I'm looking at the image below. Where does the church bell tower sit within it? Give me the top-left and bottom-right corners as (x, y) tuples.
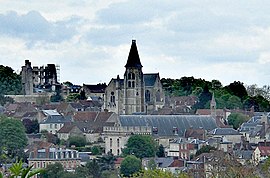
(123, 40), (145, 114)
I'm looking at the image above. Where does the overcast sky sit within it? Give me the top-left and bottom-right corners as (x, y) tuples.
(1, 0), (270, 87)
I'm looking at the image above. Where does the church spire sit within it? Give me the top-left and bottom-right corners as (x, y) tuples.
(125, 40), (142, 68)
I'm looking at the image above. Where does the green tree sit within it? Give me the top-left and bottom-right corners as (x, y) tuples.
(0, 65), (22, 95)
(66, 93), (80, 102)
(68, 136), (86, 147)
(41, 162), (64, 178)
(226, 95), (242, 109)
(91, 145), (102, 155)
(0, 95), (14, 106)
(120, 155), (141, 177)
(22, 119), (39, 134)
(131, 169), (190, 178)
(224, 81), (248, 101)
(86, 159), (102, 178)
(228, 113), (250, 129)
(122, 135), (157, 159)
(156, 144), (165, 157)
(195, 145), (216, 156)
(0, 116), (27, 158)
(8, 160), (44, 178)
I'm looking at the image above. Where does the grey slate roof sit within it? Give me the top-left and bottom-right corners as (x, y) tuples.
(209, 128), (241, 135)
(119, 115), (217, 137)
(143, 73), (158, 87)
(41, 115), (71, 124)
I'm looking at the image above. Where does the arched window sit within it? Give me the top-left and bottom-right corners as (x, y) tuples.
(110, 92), (115, 103)
(132, 81), (135, 88)
(131, 73), (135, 79)
(128, 81), (131, 88)
(145, 90), (150, 102)
(128, 73), (132, 79)
(156, 90), (161, 102)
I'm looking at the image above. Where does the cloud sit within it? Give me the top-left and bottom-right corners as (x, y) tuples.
(0, 11), (79, 45)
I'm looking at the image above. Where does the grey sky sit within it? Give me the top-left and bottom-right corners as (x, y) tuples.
(0, 0), (270, 87)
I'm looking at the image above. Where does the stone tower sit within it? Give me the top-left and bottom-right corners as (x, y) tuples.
(21, 60), (33, 95)
(123, 40), (145, 114)
(210, 93), (216, 118)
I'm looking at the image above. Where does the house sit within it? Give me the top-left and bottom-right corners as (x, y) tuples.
(28, 147), (81, 171)
(208, 128), (242, 144)
(169, 96), (198, 114)
(82, 83), (107, 99)
(252, 146), (270, 165)
(73, 111), (117, 143)
(167, 138), (205, 160)
(57, 123), (83, 140)
(142, 157), (185, 174)
(39, 113), (71, 134)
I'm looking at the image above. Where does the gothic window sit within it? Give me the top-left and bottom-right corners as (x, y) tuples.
(128, 81), (131, 88)
(145, 90), (150, 102)
(156, 90), (161, 102)
(110, 92), (115, 103)
(132, 81), (135, 88)
(131, 73), (135, 79)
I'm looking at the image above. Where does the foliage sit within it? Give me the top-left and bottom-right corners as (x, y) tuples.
(195, 145), (216, 156)
(86, 159), (102, 178)
(91, 145), (102, 155)
(0, 116), (27, 158)
(41, 162), (64, 178)
(131, 169), (190, 178)
(98, 152), (116, 171)
(224, 81), (248, 101)
(8, 160), (44, 178)
(147, 158), (157, 170)
(0, 65), (22, 95)
(0, 95), (14, 106)
(22, 119), (39, 134)
(193, 86), (212, 110)
(68, 135), (86, 147)
(156, 144), (165, 157)
(120, 155), (142, 177)
(122, 135), (157, 159)
(66, 93), (80, 102)
(228, 113), (250, 129)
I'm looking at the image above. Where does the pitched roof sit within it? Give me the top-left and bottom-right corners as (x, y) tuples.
(209, 128), (241, 135)
(125, 40), (142, 68)
(83, 83), (107, 93)
(258, 146), (270, 156)
(41, 115), (71, 124)
(143, 73), (158, 87)
(119, 115), (217, 137)
(57, 123), (77, 133)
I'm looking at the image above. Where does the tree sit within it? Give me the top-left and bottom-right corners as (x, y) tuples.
(86, 159), (102, 178)
(0, 116), (27, 158)
(120, 155), (141, 177)
(0, 95), (14, 106)
(98, 152), (116, 171)
(226, 95), (242, 109)
(41, 162), (64, 178)
(8, 160), (43, 178)
(195, 145), (216, 156)
(228, 113), (249, 130)
(22, 119), (39, 134)
(131, 169), (189, 178)
(66, 93), (80, 102)
(68, 136), (86, 147)
(156, 144), (165, 157)
(122, 135), (157, 159)
(224, 81), (248, 101)
(193, 86), (212, 110)
(91, 145), (102, 155)
(0, 65), (22, 95)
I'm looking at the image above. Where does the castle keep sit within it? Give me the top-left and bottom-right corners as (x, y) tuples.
(104, 40), (165, 115)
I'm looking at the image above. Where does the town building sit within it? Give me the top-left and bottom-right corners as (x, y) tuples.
(104, 40), (165, 115)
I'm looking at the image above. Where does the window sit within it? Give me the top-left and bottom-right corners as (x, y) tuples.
(110, 138), (112, 147)
(132, 81), (135, 88)
(117, 138), (120, 147)
(156, 90), (161, 102)
(50, 124), (52, 129)
(145, 90), (150, 102)
(117, 149), (120, 156)
(128, 72), (135, 79)
(128, 81), (131, 88)
(55, 124), (57, 129)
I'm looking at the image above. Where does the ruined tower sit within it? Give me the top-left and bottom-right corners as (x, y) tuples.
(123, 40), (145, 114)
(21, 60), (33, 95)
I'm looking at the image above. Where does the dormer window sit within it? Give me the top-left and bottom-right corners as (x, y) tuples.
(153, 127), (158, 134)
(173, 127), (178, 135)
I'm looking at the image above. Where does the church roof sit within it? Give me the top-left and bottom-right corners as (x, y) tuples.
(125, 40), (142, 68)
(144, 73), (159, 87)
(119, 115), (217, 137)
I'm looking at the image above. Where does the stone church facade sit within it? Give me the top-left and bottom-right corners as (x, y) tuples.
(104, 40), (165, 115)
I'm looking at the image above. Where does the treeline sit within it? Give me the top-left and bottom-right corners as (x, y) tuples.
(161, 77), (270, 112)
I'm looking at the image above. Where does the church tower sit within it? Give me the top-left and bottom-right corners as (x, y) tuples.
(210, 93), (216, 118)
(123, 40), (145, 114)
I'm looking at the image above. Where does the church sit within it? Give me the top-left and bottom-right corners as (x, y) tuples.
(104, 40), (165, 115)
